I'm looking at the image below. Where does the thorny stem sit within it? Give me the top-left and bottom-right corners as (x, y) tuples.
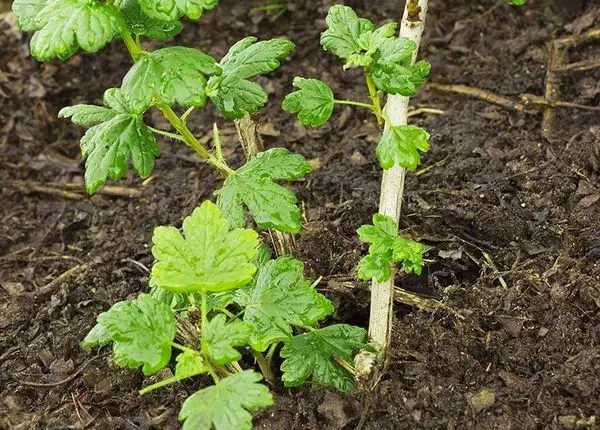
(212, 123), (224, 162)
(149, 127), (187, 142)
(366, 73), (384, 126)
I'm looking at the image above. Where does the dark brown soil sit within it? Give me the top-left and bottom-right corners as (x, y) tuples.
(1, 0), (599, 429)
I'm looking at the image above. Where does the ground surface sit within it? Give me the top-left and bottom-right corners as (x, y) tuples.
(1, 0), (599, 428)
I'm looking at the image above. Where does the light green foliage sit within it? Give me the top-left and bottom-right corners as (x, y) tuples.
(320, 5), (374, 59)
(138, 0), (219, 21)
(121, 46), (220, 110)
(89, 294), (176, 375)
(504, 0), (525, 4)
(59, 88), (159, 194)
(151, 201), (259, 293)
(376, 125), (430, 170)
(23, 0), (124, 61)
(179, 371), (273, 430)
(120, 0), (183, 41)
(280, 324), (367, 393)
(206, 37), (295, 119)
(357, 214), (425, 282)
(282, 77), (335, 127)
(235, 256), (333, 351)
(320, 5), (430, 96)
(217, 148), (312, 233)
(203, 314), (251, 365)
(174, 350), (209, 378)
(11, 0), (47, 31)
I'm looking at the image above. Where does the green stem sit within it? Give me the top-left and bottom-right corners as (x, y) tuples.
(212, 123), (224, 162)
(155, 99), (233, 176)
(365, 73), (384, 126)
(334, 99), (374, 110)
(252, 350), (276, 386)
(120, 29), (143, 62)
(149, 127), (186, 142)
(171, 342), (198, 355)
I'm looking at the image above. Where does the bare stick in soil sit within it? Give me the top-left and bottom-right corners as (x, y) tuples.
(369, 0), (430, 352)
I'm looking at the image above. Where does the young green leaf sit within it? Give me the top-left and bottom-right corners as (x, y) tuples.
(280, 324), (367, 393)
(149, 287), (233, 313)
(179, 371), (273, 430)
(504, 0), (526, 4)
(203, 314), (251, 365)
(282, 77), (335, 127)
(372, 59), (430, 96)
(357, 214), (425, 282)
(320, 5), (374, 59)
(376, 124), (430, 170)
(234, 256), (334, 352)
(138, 0), (219, 22)
(174, 350), (208, 378)
(82, 321), (112, 348)
(27, 0), (125, 61)
(151, 200), (259, 293)
(217, 148), (311, 233)
(206, 37), (294, 119)
(94, 294), (177, 376)
(11, 0), (46, 31)
(121, 46), (219, 110)
(59, 88), (159, 194)
(120, 0), (183, 42)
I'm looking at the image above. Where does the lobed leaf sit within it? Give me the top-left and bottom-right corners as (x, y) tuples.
(320, 5), (374, 59)
(235, 256), (333, 352)
(217, 148), (311, 233)
(179, 371), (273, 430)
(376, 124), (430, 170)
(121, 46), (219, 110)
(282, 77), (335, 127)
(89, 294), (177, 376)
(59, 88), (159, 194)
(138, 0), (219, 21)
(174, 351), (208, 379)
(151, 201), (259, 293)
(206, 37), (294, 119)
(357, 214), (425, 282)
(11, 0), (47, 31)
(280, 324), (367, 393)
(28, 0), (125, 61)
(120, 0), (183, 41)
(203, 314), (251, 365)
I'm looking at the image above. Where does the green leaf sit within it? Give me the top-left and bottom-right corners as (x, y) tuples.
(206, 37), (294, 119)
(59, 88), (159, 194)
(174, 350), (208, 379)
(280, 324), (367, 393)
(11, 0), (47, 31)
(320, 5), (374, 59)
(235, 256), (333, 352)
(28, 0), (124, 61)
(179, 371), (273, 430)
(357, 214), (425, 282)
(372, 59), (430, 96)
(376, 124), (430, 170)
(217, 148), (311, 233)
(504, 0), (525, 4)
(345, 22), (398, 69)
(203, 314), (251, 365)
(138, 0), (219, 22)
(96, 294), (177, 376)
(151, 200), (259, 293)
(82, 321), (112, 348)
(120, 0), (183, 41)
(121, 46), (219, 110)
(282, 77), (335, 127)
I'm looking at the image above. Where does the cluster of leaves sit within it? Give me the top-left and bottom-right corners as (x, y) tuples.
(282, 5), (429, 281)
(356, 214), (425, 282)
(84, 201), (368, 429)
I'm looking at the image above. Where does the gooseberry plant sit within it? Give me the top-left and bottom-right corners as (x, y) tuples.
(12, 0), (369, 428)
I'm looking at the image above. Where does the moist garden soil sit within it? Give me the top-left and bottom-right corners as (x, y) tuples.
(1, 0), (600, 428)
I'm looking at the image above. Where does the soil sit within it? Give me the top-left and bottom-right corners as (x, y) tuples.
(1, 0), (599, 429)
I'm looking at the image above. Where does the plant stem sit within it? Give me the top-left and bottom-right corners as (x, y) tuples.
(251, 350), (276, 386)
(120, 30), (143, 62)
(365, 73), (384, 126)
(369, 0), (429, 352)
(171, 342), (199, 354)
(155, 99), (233, 176)
(212, 123), (224, 162)
(149, 127), (187, 142)
(334, 99), (374, 110)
